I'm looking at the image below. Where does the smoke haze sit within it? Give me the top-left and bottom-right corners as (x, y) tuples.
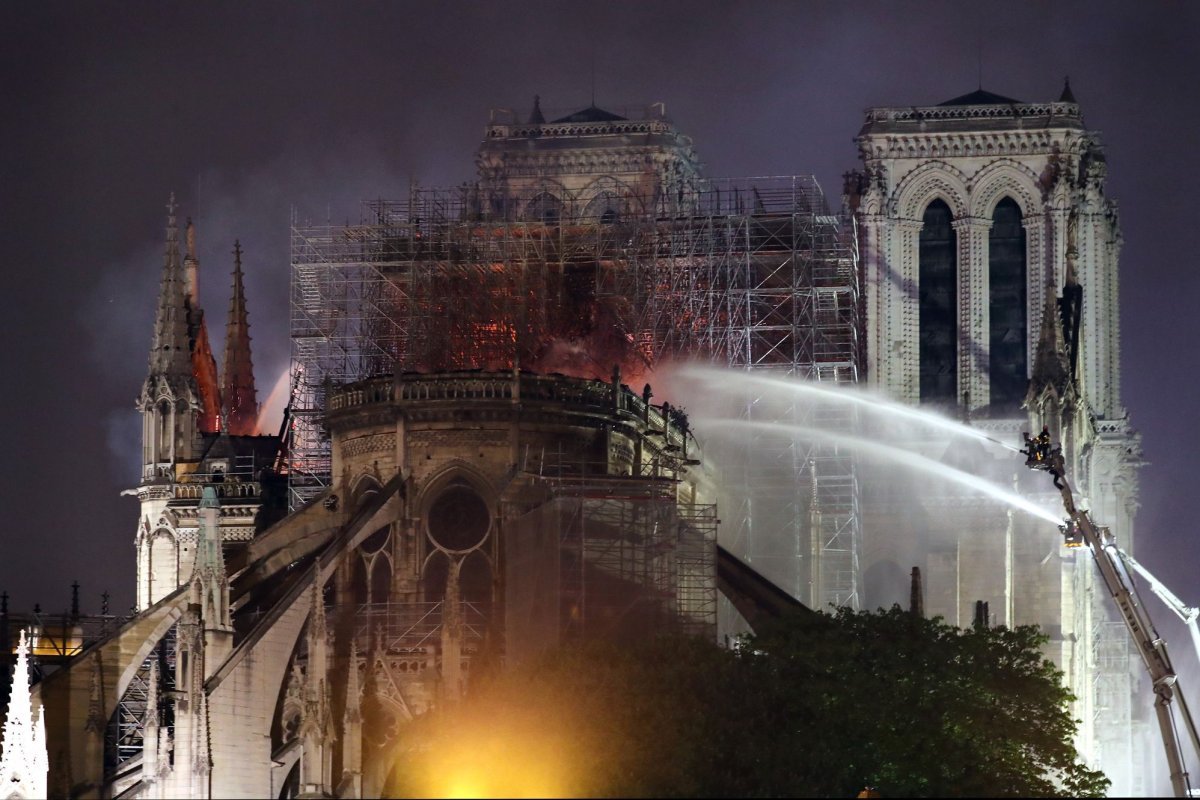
(2, 4), (1197, 791)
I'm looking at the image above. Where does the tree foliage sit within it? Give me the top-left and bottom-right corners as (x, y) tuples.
(387, 607), (1109, 798)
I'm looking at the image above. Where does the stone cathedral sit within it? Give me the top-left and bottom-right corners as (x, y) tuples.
(0, 83), (1146, 798)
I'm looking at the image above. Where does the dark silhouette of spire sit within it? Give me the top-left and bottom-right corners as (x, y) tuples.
(222, 241), (259, 435)
(1059, 76), (1077, 103)
(1026, 271), (1072, 405)
(148, 194), (192, 378)
(909, 567), (924, 617)
(529, 94), (545, 125)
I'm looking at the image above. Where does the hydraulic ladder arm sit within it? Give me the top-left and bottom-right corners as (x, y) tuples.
(1024, 435), (1200, 797)
(1116, 549), (1200, 673)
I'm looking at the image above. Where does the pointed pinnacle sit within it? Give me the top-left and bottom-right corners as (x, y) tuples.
(223, 240), (258, 434)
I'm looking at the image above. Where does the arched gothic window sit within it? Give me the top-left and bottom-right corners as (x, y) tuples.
(524, 192), (562, 225)
(157, 400), (172, 462)
(370, 555), (391, 605)
(351, 556), (368, 605)
(988, 198), (1028, 408)
(583, 192), (620, 223)
(919, 199), (958, 403)
(148, 531), (177, 604)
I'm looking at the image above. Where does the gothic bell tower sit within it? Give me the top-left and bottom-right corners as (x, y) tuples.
(847, 82), (1144, 793)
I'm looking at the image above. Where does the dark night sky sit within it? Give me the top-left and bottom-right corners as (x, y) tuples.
(2, 2), (1196, 625)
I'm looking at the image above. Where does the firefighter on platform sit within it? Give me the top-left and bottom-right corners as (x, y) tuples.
(1022, 425), (1053, 466)
(1022, 426), (1067, 489)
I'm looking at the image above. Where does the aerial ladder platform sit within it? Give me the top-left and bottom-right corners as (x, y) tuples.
(1023, 430), (1200, 797)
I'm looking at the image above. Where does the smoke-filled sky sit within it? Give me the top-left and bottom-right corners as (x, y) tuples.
(2, 0), (1196, 638)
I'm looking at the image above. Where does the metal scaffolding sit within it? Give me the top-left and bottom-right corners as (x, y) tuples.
(290, 177), (861, 607)
(505, 475), (718, 664)
(105, 626), (175, 777)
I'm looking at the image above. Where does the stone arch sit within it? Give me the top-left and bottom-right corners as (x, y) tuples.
(582, 191), (621, 223)
(969, 160), (1042, 218)
(894, 161), (970, 221)
(147, 528), (178, 604)
(350, 553), (369, 605)
(349, 472), (383, 509)
(986, 196), (1030, 408)
(421, 549), (450, 603)
(579, 176), (628, 222)
(520, 178), (572, 222)
(524, 192), (564, 224)
(114, 598), (185, 707)
(417, 461), (498, 522)
(278, 761), (300, 799)
(579, 174), (625, 202)
(424, 481), (492, 555)
(369, 552), (392, 604)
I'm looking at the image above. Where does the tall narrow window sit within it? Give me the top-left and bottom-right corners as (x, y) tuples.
(919, 199), (957, 403)
(989, 198), (1027, 407)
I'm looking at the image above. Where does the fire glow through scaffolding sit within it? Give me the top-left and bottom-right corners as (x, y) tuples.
(289, 177), (862, 608)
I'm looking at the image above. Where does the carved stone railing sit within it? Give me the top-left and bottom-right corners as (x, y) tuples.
(328, 371), (693, 457)
(865, 102), (1081, 124)
(330, 372), (618, 414)
(486, 119), (674, 140)
(173, 481), (262, 501)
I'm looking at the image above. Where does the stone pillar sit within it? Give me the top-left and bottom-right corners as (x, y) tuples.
(953, 217), (991, 411)
(440, 560), (464, 701)
(893, 219), (922, 404)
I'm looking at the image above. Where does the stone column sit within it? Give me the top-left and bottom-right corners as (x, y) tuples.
(953, 217), (991, 411)
(893, 218), (923, 404)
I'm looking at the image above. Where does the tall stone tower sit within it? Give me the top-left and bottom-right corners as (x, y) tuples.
(135, 198), (208, 608)
(476, 97), (703, 219)
(847, 83), (1143, 791)
(132, 199), (281, 610)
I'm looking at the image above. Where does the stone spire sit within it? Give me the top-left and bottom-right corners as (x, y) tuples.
(1059, 76), (1077, 104)
(344, 637), (362, 726)
(299, 582), (333, 795)
(193, 486), (232, 637)
(140, 196), (206, 469)
(141, 659), (162, 791)
(147, 195), (193, 378)
(529, 94), (545, 125)
(222, 241), (259, 435)
(341, 636), (363, 796)
(83, 655), (103, 735)
(1026, 274), (1071, 404)
(0, 629), (48, 800)
(195, 486), (225, 580)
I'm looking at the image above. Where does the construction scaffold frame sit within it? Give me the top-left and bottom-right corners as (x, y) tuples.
(289, 176), (861, 608)
(505, 471), (719, 658)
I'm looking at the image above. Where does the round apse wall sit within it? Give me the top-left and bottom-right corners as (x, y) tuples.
(426, 483), (491, 552)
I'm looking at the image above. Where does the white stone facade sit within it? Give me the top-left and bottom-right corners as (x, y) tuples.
(0, 630), (48, 800)
(850, 89), (1143, 792)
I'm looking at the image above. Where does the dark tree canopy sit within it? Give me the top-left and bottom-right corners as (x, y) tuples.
(386, 607), (1108, 798)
